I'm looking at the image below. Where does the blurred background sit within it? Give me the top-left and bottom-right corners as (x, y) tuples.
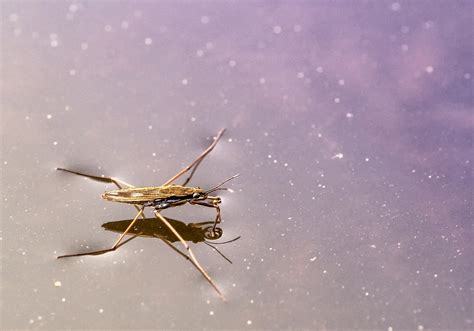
(1, 1), (472, 329)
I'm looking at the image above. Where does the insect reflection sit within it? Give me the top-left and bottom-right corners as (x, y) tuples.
(101, 217), (240, 264)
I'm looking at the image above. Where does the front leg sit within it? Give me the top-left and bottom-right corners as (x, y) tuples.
(190, 200), (222, 233)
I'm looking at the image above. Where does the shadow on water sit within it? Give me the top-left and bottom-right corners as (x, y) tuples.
(102, 217), (240, 264)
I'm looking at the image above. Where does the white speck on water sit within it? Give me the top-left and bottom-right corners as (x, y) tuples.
(323, 270), (327, 274)
(293, 24), (302, 32)
(418, 325), (424, 331)
(232, 283), (236, 287)
(370, 244), (377, 248)
(99, 308), (104, 313)
(200, 16), (210, 24)
(190, 117), (196, 122)
(391, 2), (401, 11)
(316, 66), (324, 73)
(365, 157), (370, 162)
(54, 281), (62, 287)
(247, 320), (252, 325)
(181, 78), (188, 85)
(259, 77), (266, 84)
(121, 21), (129, 29)
(209, 311), (214, 316)
(196, 49), (204, 57)
(338, 79), (345, 86)
(29, 319), (34, 324)
(69, 4), (79, 12)
(80, 42), (88, 50)
(9, 13), (19, 22)
(332, 153), (344, 159)
(267, 154), (272, 159)
(46, 114), (52, 119)
(426, 66), (434, 74)
(424, 21), (434, 29)
(69, 69), (76, 76)
(401, 44), (409, 51)
(50, 39), (59, 47)
(464, 73), (471, 79)
(297, 72), (305, 78)
(134, 10), (143, 19)
(53, 141), (58, 146)
(334, 97), (340, 103)
(228, 138), (233, 142)
(434, 274), (438, 278)
(37, 316), (43, 321)
(148, 125), (153, 130)
(346, 112), (354, 118)
(144, 38), (152, 45)
(229, 60), (237, 67)
(310, 256), (317, 262)
(104, 25), (112, 32)
(206, 42), (214, 49)
(273, 25), (282, 34)
(61, 297), (66, 302)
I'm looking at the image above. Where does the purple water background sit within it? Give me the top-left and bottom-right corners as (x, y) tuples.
(1, 1), (472, 329)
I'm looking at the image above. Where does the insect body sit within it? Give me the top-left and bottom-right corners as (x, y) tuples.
(56, 128), (236, 300)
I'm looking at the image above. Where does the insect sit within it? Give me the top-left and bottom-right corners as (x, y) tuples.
(57, 128), (237, 300)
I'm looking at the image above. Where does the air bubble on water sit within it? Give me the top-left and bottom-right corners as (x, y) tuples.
(121, 21), (129, 29)
(46, 114), (52, 119)
(247, 320), (252, 325)
(104, 25), (112, 32)
(144, 38), (152, 46)
(259, 78), (266, 84)
(206, 42), (214, 49)
(346, 112), (354, 118)
(293, 24), (302, 32)
(273, 25), (282, 34)
(201, 16), (210, 24)
(316, 66), (324, 73)
(338, 79), (345, 86)
(425, 66), (434, 74)
(334, 97), (340, 103)
(81, 42), (88, 50)
(54, 281), (62, 287)
(182, 78), (188, 85)
(332, 153), (343, 159)
(229, 60), (237, 67)
(297, 72), (304, 79)
(196, 49), (204, 57)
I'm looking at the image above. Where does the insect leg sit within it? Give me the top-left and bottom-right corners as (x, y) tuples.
(163, 128), (226, 186)
(190, 201), (222, 232)
(153, 210), (226, 301)
(56, 168), (135, 189)
(57, 207), (145, 258)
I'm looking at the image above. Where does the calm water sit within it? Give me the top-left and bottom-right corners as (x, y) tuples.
(1, 1), (472, 329)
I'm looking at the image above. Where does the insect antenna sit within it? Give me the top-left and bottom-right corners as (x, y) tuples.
(204, 236), (240, 263)
(203, 241), (233, 264)
(204, 174), (240, 195)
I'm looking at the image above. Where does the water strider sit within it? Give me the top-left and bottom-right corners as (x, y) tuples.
(56, 128), (238, 300)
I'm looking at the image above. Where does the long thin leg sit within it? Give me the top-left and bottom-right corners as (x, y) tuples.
(57, 167), (147, 237)
(57, 168), (135, 189)
(58, 207), (145, 258)
(190, 201), (222, 231)
(153, 210), (226, 301)
(163, 128), (226, 186)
